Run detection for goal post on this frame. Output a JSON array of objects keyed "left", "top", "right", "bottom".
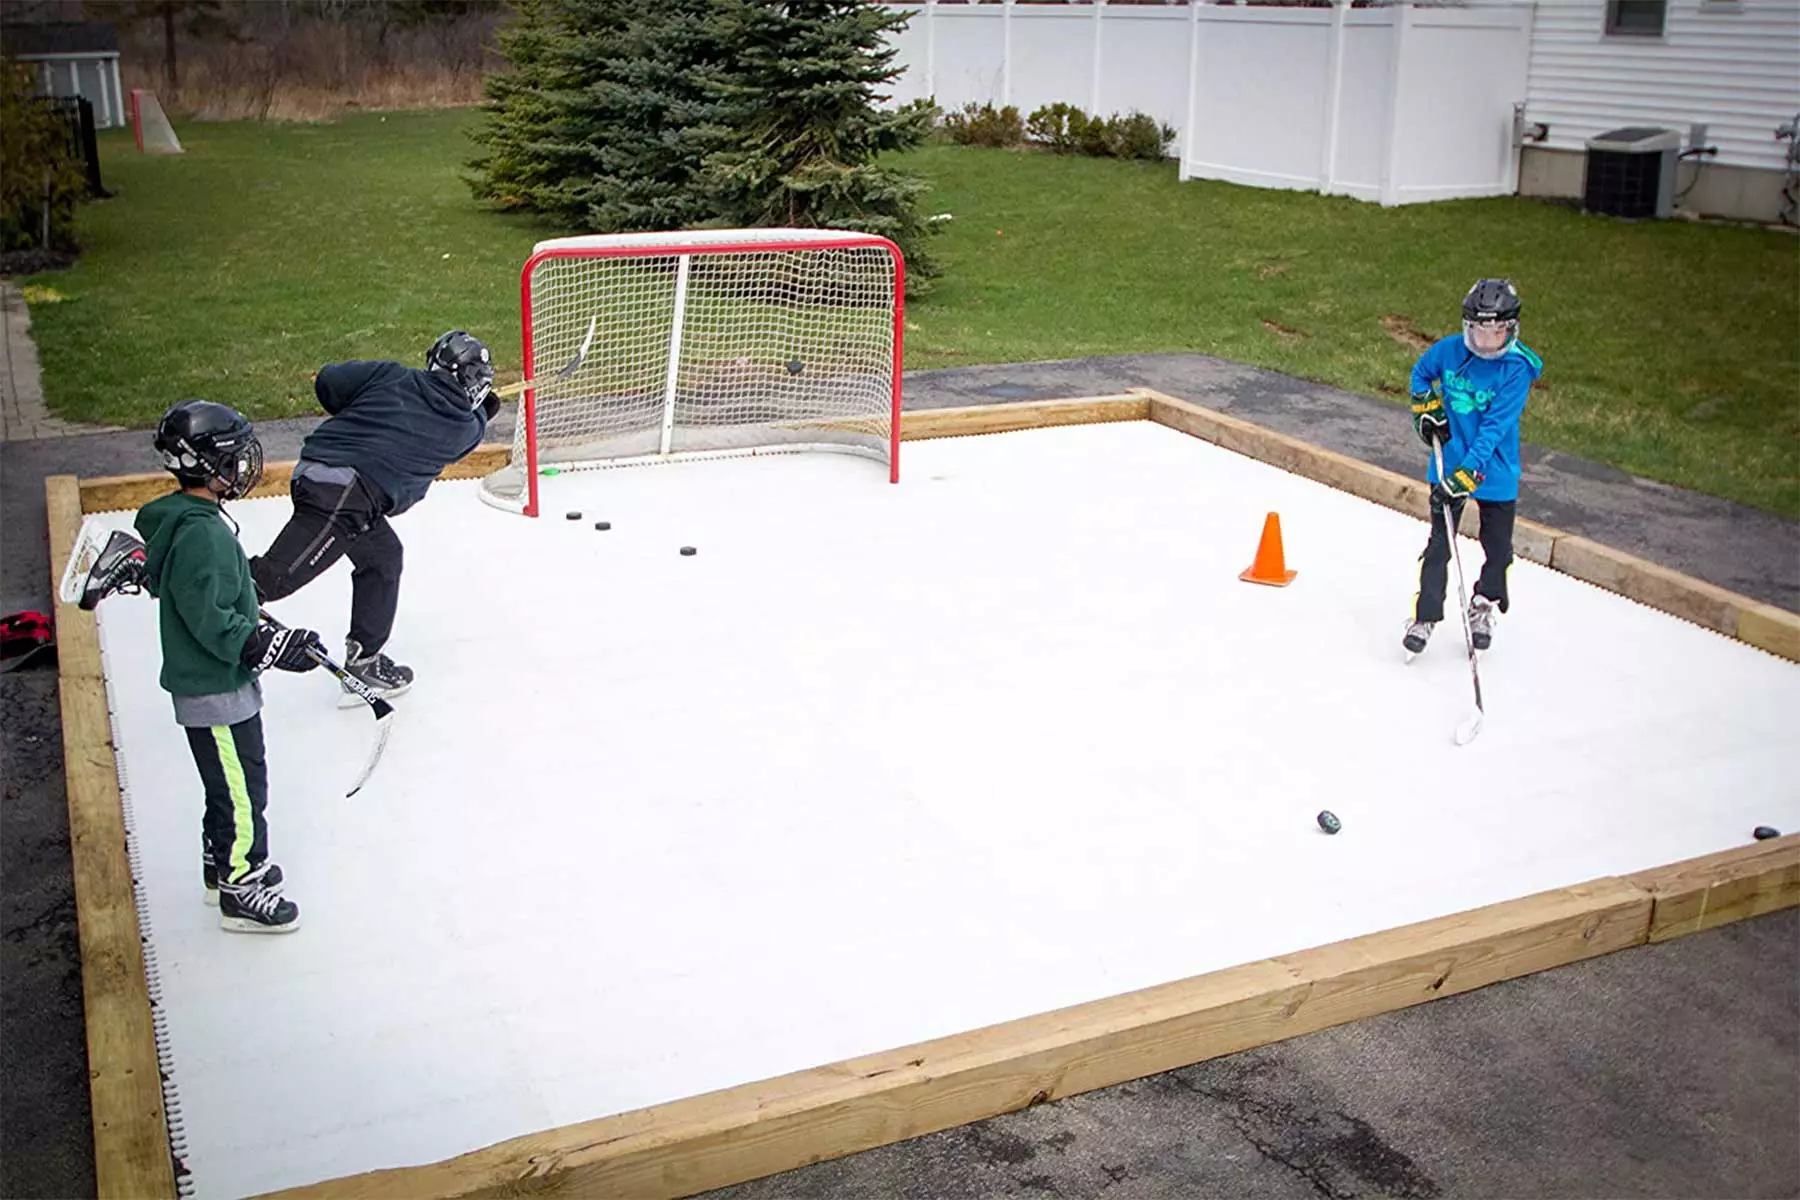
[
  {"left": 481, "top": 228, "right": 906, "bottom": 516},
  {"left": 128, "top": 90, "right": 182, "bottom": 155}
]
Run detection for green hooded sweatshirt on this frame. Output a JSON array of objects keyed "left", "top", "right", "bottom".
[{"left": 134, "top": 491, "right": 259, "bottom": 697}]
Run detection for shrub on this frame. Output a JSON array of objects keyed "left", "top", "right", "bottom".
[
  {"left": 1110, "top": 110, "right": 1176, "bottom": 161},
  {"left": 942, "top": 101, "right": 1024, "bottom": 148},
  {"left": 1025, "top": 102, "right": 1091, "bottom": 155},
  {"left": 0, "top": 63, "right": 88, "bottom": 253}
]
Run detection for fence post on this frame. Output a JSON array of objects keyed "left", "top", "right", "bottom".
[
  {"left": 1319, "top": 0, "right": 1349, "bottom": 194},
  {"left": 1178, "top": 0, "right": 1203, "bottom": 180},
  {"left": 924, "top": 0, "right": 936, "bottom": 104},
  {"left": 1002, "top": 0, "right": 1014, "bottom": 110},
  {"left": 76, "top": 97, "right": 107, "bottom": 198},
  {"left": 1380, "top": 1, "right": 1415, "bottom": 206},
  {"left": 1091, "top": 0, "right": 1105, "bottom": 116}
]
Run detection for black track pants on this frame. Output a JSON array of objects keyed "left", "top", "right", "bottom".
[
  {"left": 185, "top": 714, "right": 268, "bottom": 885},
  {"left": 1415, "top": 493, "right": 1515, "bottom": 624},
  {"left": 250, "top": 471, "right": 403, "bottom": 655}
]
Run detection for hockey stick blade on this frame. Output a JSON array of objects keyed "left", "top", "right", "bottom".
[
  {"left": 259, "top": 608, "right": 395, "bottom": 795},
  {"left": 344, "top": 708, "right": 394, "bottom": 798},
  {"left": 1455, "top": 710, "right": 1484, "bottom": 746},
  {"left": 497, "top": 312, "right": 600, "bottom": 398}
]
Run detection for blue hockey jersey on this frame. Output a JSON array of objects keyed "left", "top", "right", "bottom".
[{"left": 1411, "top": 334, "right": 1543, "bottom": 503}]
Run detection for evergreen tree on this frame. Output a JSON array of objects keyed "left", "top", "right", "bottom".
[
  {"left": 552, "top": 0, "right": 736, "bottom": 232},
  {"left": 466, "top": 0, "right": 572, "bottom": 211},
  {"left": 701, "top": 1, "right": 939, "bottom": 293}
]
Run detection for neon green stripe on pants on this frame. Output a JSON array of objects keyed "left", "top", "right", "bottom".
[{"left": 210, "top": 725, "right": 254, "bottom": 883}]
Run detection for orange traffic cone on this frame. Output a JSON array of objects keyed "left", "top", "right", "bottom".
[{"left": 1239, "top": 512, "right": 1297, "bottom": 586}]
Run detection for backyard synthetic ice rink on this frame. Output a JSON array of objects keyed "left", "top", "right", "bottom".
[{"left": 87, "top": 419, "right": 1800, "bottom": 1199}]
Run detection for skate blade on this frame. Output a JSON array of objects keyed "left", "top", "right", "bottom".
[{"left": 219, "top": 913, "right": 302, "bottom": 934}]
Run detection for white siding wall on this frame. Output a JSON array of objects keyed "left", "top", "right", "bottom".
[{"left": 1525, "top": 0, "right": 1800, "bottom": 170}]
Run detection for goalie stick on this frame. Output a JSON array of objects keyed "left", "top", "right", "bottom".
[
  {"left": 1432, "top": 439, "right": 1485, "bottom": 746},
  {"left": 496, "top": 312, "right": 599, "bottom": 399}
]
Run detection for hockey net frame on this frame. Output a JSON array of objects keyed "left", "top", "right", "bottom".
[{"left": 482, "top": 228, "right": 906, "bottom": 517}]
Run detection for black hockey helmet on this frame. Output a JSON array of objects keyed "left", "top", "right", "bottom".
[
  {"left": 1461, "top": 278, "right": 1521, "bottom": 360},
  {"left": 154, "top": 399, "right": 265, "bottom": 499},
  {"left": 425, "top": 330, "right": 496, "bottom": 408}
]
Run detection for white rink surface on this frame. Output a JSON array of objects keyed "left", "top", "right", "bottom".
[{"left": 88, "top": 421, "right": 1800, "bottom": 1199}]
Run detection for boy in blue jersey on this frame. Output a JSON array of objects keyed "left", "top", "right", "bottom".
[{"left": 1403, "top": 279, "right": 1543, "bottom": 657}]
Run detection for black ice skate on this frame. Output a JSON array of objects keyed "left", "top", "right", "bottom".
[
  {"left": 79, "top": 531, "right": 150, "bottom": 611},
  {"left": 1468, "top": 596, "right": 1496, "bottom": 651},
  {"left": 339, "top": 638, "right": 413, "bottom": 707},
  {"left": 218, "top": 862, "right": 300, "bottom": 933},
  {"left": 203, "top": 845, "right": 282, "bottom": 907}
]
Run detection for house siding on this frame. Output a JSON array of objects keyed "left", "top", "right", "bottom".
[{"left": 1525, "top": 0, "right": 1800, "bottom": 171}]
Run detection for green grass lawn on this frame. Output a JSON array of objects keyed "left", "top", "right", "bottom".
[{"left": 21, "top": 108, "right": 1800, "bottom": 516}]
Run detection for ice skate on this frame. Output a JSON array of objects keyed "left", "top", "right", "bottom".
[
  {"left": 1469, "top": 596, "right": 1496, "bottom": 651},
  {"left": 218, "top": 862, "right": 299, "bottom": 933},
  {"left": 1402, "top": 618, "right": 1435, "bottom": 662},
  {"left": 204, "top": 846, "right": 281, "bottom": 907},
  {"left": 339, "top": 638, "right": 413, "bottom": 707}
]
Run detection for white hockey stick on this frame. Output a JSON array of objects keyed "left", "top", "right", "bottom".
[
  {"left": 497, "top": 312, "right": 600, "bottom": 398},
  {"left": 259, "top": 609, "right": 394, "bottom": 797},
  {"left": 1432, "top": 439, "right": 1485, "bottom": 746}
]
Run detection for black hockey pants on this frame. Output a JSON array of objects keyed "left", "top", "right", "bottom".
[
  {"left": 249, "top": 468, "right": 403, "bottom": 655},
  {"left": 185, "top": 714, "right": 268, "bottom": 886},
  {"left": 1414, "top": 493, "right": 1515, "bottom": 624}
]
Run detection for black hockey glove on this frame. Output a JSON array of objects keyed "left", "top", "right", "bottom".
[
  {"left": 481, "top": 394, "right": 501, "bottom": 422},
  {"left": 241, "top": 622, "right": 324, "bottom": 674}
]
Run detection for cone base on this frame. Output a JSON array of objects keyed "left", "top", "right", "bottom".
[{"left": 1240, "top": 567, "right": 1298, "bottom": 587}]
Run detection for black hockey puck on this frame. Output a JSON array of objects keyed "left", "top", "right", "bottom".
[
  {"left": 1753, "top": 825, "right": 1781, "bottom": 841},
  {"left": 594, "top": 521, "right": 611, "bottom": 531},
  {"left": 1317, "top": 810, "right": 1341, "bottom": 835},
  {"left": 565, "top": 511, "right": 581, "bottom": 520},
  {"left": 786, "top": 358, "right": 804, "bottom": 375},
  {"left": 679, "top": 546, "right": 697, "bottom": 556}
]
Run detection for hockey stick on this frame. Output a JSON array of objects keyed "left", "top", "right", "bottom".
[
  {"left": 1431, "top": 439, "right": 1485, "bottom": 746},
  {"left": 496, "top": 312, "right": 599, "bottom": 398},
  {"left": 258, "top": 609, "right": 394, "bottom": 796}
]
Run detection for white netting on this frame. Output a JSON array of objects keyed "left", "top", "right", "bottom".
[
  {"left": 130, "top": 90, "right": 183, "bottom": 155},
  {"left": 482, "top": 229, "right": 903, "bottom": 514}
]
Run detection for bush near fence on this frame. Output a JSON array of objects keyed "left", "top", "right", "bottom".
[{"left": 942, "top": 99, "right": 1174, "bottom": 162}]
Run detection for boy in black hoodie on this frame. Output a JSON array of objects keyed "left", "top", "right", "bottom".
[
  {"left": 249, "top": 331, "right": 497, "bottom": 702},
  {"left": 133, "top": 400, "right": 327, "bottom": 933}
]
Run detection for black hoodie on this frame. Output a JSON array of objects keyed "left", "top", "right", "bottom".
[{"left": 299, "top": 361, "right": 487, "bottom": 516}]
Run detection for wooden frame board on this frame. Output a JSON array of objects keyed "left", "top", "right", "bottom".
[{"left": 49, "top": 395, "right": 1799, "bottom": 1200}]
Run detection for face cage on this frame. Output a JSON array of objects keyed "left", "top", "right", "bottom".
[{"left": 1462, "top": 319, "right": 1518, "bottom": 360}]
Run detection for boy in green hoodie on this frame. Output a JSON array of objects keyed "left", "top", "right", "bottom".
[{"left": 133, "top": 400, "right": 327, "bottom": 933}]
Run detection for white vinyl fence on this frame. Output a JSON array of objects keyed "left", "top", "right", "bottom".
[{"left": 883, "top": 1, "right": 1534, "bottom": 206}]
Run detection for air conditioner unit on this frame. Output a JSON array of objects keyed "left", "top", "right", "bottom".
[{"left": 1583, "top": 127, "right": 1681, "bottom": 219}]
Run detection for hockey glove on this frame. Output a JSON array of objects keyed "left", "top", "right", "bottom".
[
  {"left": 480, "top": 394, "right": 501, "bottom": 422},
  {"left": 1410, "top": 392, "right": 1448, "bottom": 446},
  {"left": 1437, "top": 465, "right": 1483, "bottom": 500},
  {"left": 241, "top": 622, "right": 324, "bottom": 674}
]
